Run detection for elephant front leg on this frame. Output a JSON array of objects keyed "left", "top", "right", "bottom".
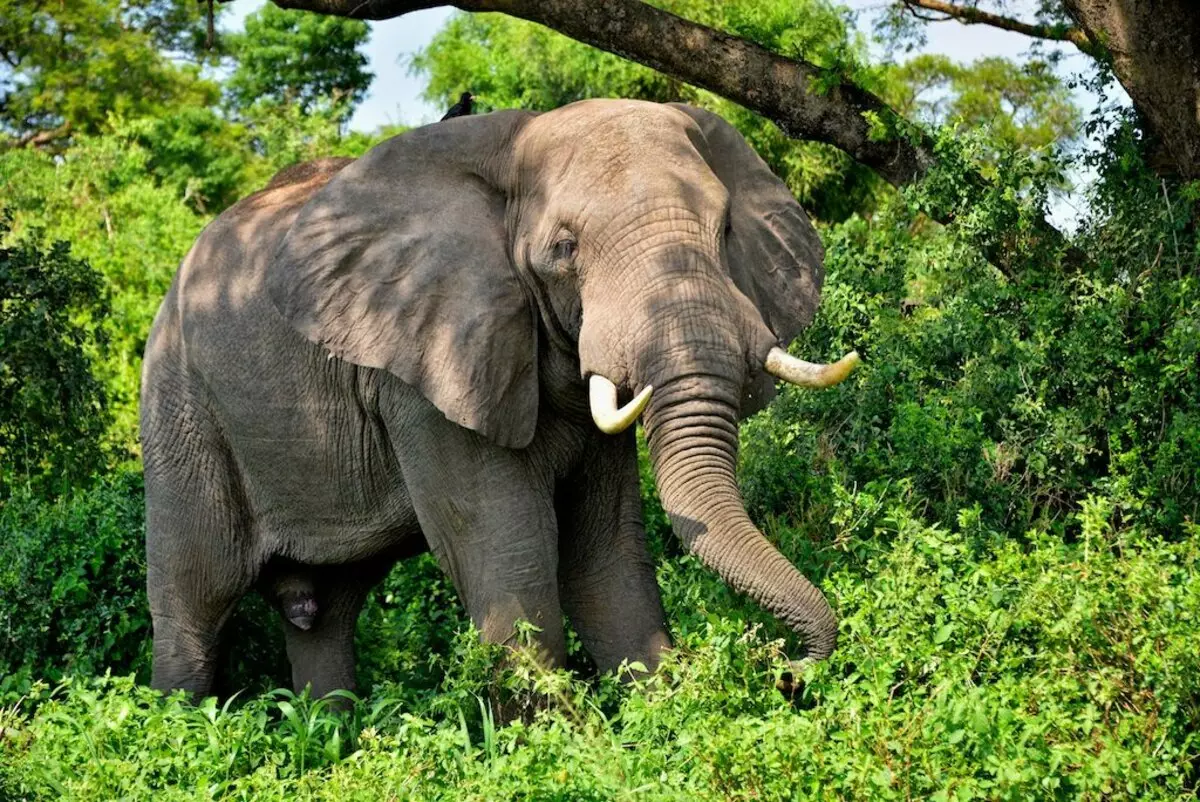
[
  {"left": 557, "top": 431, "right": 672, "bottom": 674},
  {"left": 390, "top": 404, "right": 568, "bottom": 668}
]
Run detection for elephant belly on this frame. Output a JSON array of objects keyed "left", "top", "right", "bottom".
[{"left": 219, "top": 390, "right": 423, "bottom": 566}]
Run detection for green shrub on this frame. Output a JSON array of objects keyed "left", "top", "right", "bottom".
[
  {"left": 354, "top": 553, "right": 467, "bottom": 700},
  {"left": 0, "top": 473, "right": 293, "bottom": 700},
  {"left": 0, "top": 222, "right": 111, "bottom": 500},
  {"left": 743, "top": 121, "right": 1200, "bottom": 540},
  {"left": 0, "top": 471, "right": 149, "bottom": 696},
  {"left": 2, "top": 504, "right": 1195, "bottom": 800}
]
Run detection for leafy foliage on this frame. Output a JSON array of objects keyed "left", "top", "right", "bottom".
[
  {"left": 0, "top": 472, "right": 147, "bottom": 694},
  {"left": 2, "top": 509, "right": 1196, "bottom": 799},
  {"left": 891, "top": 55, "right": 1080, "bottom": 153},
  {"left": 742, "top": 120, "right": 1199, "bottom": 538},
  {"left": 0, "top": 222, "right": 110, "bottom": 499},
  {"left": 0, "top": 0, "right": 217, "bottom": 143},
  {"left": 1, "top": 0, "right": 1198, "bottom": 798},
  {"left": 224, "top": 5, "right": 372, "bottom": 121},
  {"left": 1, "top": 134, "right": 209, "bottom": 444},
  {"left": 0, "top": 106, "right": 385, "bottom": 449}
]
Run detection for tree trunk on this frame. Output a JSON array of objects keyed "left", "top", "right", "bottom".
[{"left": 1062, "top": 0, "right": 1200, "bottom": 179}]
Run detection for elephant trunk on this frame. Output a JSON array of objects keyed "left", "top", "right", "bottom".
[{"left": 642, "top": 372, "right": 838, "bottom": 661}]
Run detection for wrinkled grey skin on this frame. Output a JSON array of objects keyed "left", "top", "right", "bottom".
[{"left": 141, "top": 99, "right": 836, "bottom": 698}]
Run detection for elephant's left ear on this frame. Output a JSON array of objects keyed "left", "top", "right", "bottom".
[
  {"left": 268, "top": 111, "right": 540, "bottom": 449},
  {"left": 668, "top": 103, "right": 824, "bottom": 347}
]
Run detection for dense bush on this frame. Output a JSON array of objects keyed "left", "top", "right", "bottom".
[
  {"left": 0, "top": 108, "right": 387, "bottom": 447},
  {"left": 0, "top": 223, "right": 111, "bottom": 500},
  {"left": 742, "top": 121, "right": 1200, "bottom": 539},
  {"left": 2, "top": 506, "right": 1196, "bottom": 800},
  {"left": 0, "top": 471, "right": 148, "bottom": 695},
  {"left": 0, "top": 472, "right": 299, "bottom": 700}
]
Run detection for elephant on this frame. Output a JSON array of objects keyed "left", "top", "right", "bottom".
[{"left": 139, "top": 98, "right": 860, "bottom": 699}]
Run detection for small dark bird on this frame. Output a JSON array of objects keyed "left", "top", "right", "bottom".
[{"left": 440, "top": 91, "right": 474, "bottom": 121}]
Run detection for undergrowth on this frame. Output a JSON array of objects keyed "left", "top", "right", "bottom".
[{"left": 2, "top": 503, "right": 1196, "bottom": 800}]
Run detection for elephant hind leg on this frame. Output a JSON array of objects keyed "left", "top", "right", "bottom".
[
  {"left": 147, "top": 537, "right": 252, "bottom": 698},
  {"left": 147, "top": 516, "right": 255, "bottom": 697},
  {"left": 144, "top": 420, "right": 256, "bottom": 698},
  {"left": 148, "top": 593, "right": 242, "bottom": 698},
  {"left": 277, "top": 560, "right": 391, "bottom": 700}
]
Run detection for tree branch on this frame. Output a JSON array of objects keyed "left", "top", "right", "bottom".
[
  {"left": 271, "top": 0, "right": 935, "bottom": 185},
  {"left": 899, "top": 0, "right": 1103, "bottom": 58},
  {"left": 3, "top": 122, "right": 72, "bottom": 151},
  {"left": 270, "top": 0, "right": 1081, "bottom": 273}
]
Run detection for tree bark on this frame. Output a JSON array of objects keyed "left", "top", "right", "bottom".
[
  {"left": 1062, "top": 0, "right": 1200, "bottom": 179},
  {"left": 271, "top": 0, "right": 935, "bottom": 186},
  {"left": 2, "top": 122, "right": 71, "bottom": 151}
]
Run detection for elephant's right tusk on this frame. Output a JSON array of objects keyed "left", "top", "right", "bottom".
[
  {"left": 764, "top": 347, "right": 861, "bottom": 389},
  {"left": 589, "top": 375, "right": 653, "bottom": 434}
]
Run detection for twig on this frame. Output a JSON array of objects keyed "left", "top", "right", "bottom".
[{"left": 898, "top": 0, "right": 1101, "bottom": 57}]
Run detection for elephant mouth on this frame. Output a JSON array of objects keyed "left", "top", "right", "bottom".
[{"left": 585, "top": 348, "right": 859, "bottom": 435}]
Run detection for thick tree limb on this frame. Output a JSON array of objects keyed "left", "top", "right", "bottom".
[
  {"left": 271, "top": 0, "right": 1081, "bottom": 273},
  {"left": 898, "top": 0, "right": 1102, "bottom": 58},
  {"left": 271, "top": 0, "right": 935, "bottom": 185},
  {"left": 1062, "top": 0, "right": 1200, "bottom": 180},
  {"left": 3, "top": 122, "right": 71, "bottom": 151}
]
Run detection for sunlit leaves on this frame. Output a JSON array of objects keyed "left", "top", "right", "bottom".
[
  {"left": 0, "top": 0, "right": 217, "bottom": 142},
  {"left": 224, "top": 4, "right": 372, "bottom": 121}
]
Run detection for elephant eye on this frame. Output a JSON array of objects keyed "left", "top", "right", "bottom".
[{"left": 552, "top": 237, "right": 577, "bottom": 262}]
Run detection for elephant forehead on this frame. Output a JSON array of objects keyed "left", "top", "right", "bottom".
[
  {"left": 526, "top": 101, "right": 703, "bottom": 167},
  {"left": 522, "top": 120, "right": 726, "bottom": 214}
]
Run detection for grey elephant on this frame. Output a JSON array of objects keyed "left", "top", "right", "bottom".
[{"left": 140, "top": 99, "right": 859, "bottom": 698}]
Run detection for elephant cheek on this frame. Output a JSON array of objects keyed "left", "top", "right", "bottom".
[{"left": 576, "top": 311, "right": 631, "bottom": 388}]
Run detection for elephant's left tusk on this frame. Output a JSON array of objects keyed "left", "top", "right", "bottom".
[
  {"left": 589, "top": 375, "right": 653, "bottom": 434},
  {"left": 764, "top": 347, "right": 861, "bottom": 389}
]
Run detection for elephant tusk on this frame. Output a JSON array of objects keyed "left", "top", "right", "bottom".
[
  {"left": 588, "top": 375, "right": 653, "bottom": 434},
  {"left": 764, "top": 347, "right": 861, "bottom": 389}
]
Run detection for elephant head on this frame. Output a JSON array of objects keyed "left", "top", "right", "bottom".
[{"left": 268, "top": 99, "right": 857, "bottom": 661}]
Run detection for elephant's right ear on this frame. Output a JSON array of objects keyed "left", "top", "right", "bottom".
[{"left": 268, "top": 111, "right": 540, "bottom": 449}]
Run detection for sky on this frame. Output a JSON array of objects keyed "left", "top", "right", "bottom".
[{"left": 221, "top": 2, "right": 454, "bottom": 129}]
